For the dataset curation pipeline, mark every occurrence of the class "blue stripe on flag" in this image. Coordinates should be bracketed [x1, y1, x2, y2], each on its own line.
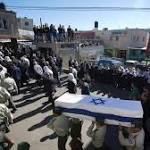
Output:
[56, 107, 142, 123]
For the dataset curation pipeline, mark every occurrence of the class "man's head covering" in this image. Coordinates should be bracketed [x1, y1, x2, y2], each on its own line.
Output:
[17, 142, 30, 150]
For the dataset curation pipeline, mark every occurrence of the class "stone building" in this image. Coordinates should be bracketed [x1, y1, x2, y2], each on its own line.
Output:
[0, 9, 18, 40]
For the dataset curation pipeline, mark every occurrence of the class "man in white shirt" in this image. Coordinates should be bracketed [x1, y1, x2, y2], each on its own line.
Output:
[1, 73, 18, 95]
[20, 55, 30, 84]
[87, 121, 107, 150]
[0, 86, 17, 113]
[118, 123, 145, 150]
[34, 61, 43, 77]
[47, 108, 70, 150]
[69, 67, 78, 79]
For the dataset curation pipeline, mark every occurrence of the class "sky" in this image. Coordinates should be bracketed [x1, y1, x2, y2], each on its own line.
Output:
[2, 0, 150, 30]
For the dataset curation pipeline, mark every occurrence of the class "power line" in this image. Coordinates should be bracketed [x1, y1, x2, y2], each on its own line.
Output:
[6, 6, 150, 11]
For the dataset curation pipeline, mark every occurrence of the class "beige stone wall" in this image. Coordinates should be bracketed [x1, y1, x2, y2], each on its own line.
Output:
[59, 48, 76, 68]
[95, 29, 149, 50]
[0, 10, 18, 38]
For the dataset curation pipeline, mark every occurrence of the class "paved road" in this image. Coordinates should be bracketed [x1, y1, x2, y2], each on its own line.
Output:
[7, 81, 129, 150]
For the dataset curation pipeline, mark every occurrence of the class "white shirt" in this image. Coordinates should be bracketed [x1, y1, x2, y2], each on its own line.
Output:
[43, 66, 53, 76]
[0, 65, 7, 79]
[119, 129, 145, 150]
[0, 103, 13, 124]
[72, 68, 77, 79]
[34, 64, 43, 76]
[47, 115, 70, 137]
[0, 86, 11, 104]
[2, 77, 18, 93]
[87, 124, 106, 148]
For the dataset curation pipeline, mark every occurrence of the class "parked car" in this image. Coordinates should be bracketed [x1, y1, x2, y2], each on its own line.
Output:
[125, 60, 138, 66]
[97, 58, 123, 68]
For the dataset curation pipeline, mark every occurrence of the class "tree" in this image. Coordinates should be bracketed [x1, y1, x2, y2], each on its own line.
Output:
[0, 2, 6, 10]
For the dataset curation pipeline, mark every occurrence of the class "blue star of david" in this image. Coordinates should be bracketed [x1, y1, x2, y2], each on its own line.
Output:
[90, 98, 105, 105]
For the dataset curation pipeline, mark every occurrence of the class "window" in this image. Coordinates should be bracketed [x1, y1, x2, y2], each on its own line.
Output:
[3, 19, 7, 29]
[116, 36, 119, 41]
[0, 18, 7, 30]
[130, 50, 136, 56]
[0, 21, 2, 29]
[136, 36, 139, 41]
[25, 21, 29, 26]
[143, 37, 145, 42]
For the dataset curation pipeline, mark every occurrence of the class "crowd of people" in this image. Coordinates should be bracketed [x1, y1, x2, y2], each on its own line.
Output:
[50, 57, 150, 150]
[33, 24, 75, 43]
[0, 46, 64, 149]
[0, 45, 150, 149]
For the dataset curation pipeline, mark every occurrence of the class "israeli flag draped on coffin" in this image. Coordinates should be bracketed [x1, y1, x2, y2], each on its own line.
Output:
[55, 93, 143, 127]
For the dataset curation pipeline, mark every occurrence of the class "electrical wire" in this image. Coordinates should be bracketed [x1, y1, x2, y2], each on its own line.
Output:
[6, 6, 150, 12]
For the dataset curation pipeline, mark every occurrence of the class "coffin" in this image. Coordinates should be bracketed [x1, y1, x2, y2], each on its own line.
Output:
[55, 93, 143, 127]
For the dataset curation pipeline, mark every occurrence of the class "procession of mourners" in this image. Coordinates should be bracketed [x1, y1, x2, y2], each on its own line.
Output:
[0, 43, 150, 150]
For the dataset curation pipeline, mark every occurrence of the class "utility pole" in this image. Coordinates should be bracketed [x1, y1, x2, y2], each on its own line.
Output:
[40, 18, 42, 27]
